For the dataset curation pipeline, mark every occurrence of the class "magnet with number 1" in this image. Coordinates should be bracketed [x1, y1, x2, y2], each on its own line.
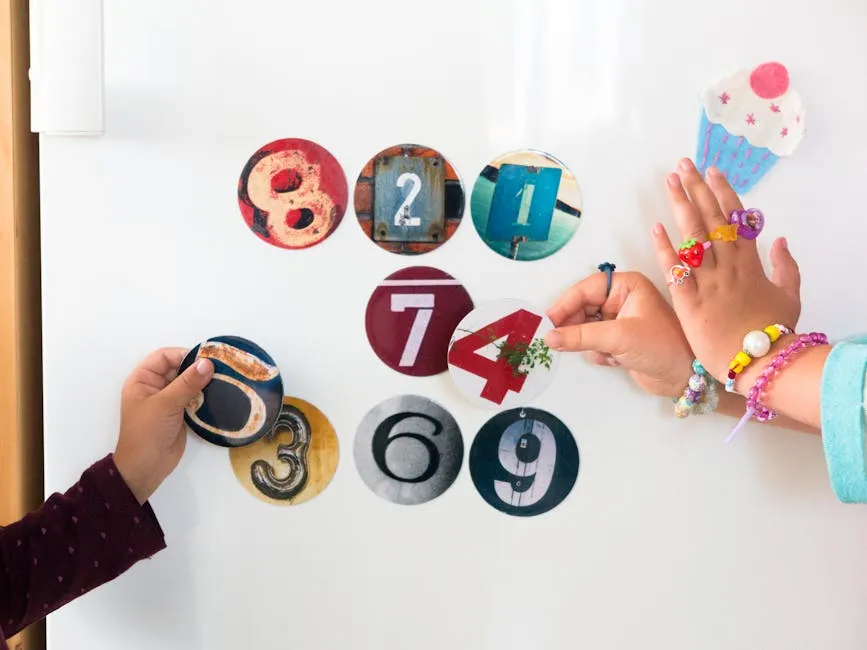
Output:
[354, 143, 465, 255]
[471, 150, 582, 261]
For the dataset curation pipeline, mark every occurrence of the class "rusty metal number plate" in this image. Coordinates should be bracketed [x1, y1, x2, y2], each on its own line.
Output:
[373, 155, 445, 243]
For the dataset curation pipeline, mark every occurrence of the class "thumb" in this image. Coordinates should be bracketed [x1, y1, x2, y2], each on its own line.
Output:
[159, 358, 214, 409]
[769, 237, 801, 296]
[545, 318, 630, 356]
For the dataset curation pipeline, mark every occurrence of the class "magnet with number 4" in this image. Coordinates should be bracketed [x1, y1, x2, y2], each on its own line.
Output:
[366, 266, 474, 377]
[447, 299, 560, 408]
[470, 408, 579, 517]
[470, 149, 582, 261]
[354, 143, 465, 255]
[353, 395, 464, 505]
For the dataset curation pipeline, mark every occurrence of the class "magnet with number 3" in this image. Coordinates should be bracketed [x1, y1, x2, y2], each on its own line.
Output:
[469, 407, 579, 517]
[447, 299, 560, 408]
[354, 143, 465, 255]
[471, 149, 582, 261]
[366, 266, 474, 377]
[353, 395, 464, 505]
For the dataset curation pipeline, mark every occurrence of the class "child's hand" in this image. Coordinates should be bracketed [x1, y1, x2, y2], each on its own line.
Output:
[114, 348, 214, 504]
[652, 159, 802, 386]
[544, 270, 695, 398]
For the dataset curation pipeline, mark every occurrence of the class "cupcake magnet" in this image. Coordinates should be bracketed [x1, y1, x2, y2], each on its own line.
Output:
[695, 62, 804, 194]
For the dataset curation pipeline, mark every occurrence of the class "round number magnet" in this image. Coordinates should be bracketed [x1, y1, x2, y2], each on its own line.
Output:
[447, 299, 560, 408]
[469, 408, 579, 517]
[353, 395, 464, 505]
[237, 138, 348, 249]
[354, 143, 464, 255]
[470, 150, 582, 261]
[178, 335, 283, 448]
[229, 396, 339, 506]
[365, 266, 474, 377]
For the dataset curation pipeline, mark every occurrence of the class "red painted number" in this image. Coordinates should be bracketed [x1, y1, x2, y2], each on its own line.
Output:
[448, 309, 542, 404]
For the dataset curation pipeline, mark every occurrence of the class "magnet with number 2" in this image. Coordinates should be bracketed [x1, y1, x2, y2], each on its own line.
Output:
[353, 395, 464, 506]
[354, 143, 465, 255]
[366, 266, 474, 377]
[238, 137, 348, 249]
[470, 407, 579, 517]
[470, 150, 582, 261]
[447, 299, 560, 409]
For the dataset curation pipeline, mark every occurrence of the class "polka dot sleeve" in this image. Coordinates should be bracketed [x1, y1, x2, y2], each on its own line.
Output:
[0, 454, 166, 642]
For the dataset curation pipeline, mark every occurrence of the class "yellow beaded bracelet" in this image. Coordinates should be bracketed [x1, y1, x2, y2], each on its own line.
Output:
[724, 323, 792, 392]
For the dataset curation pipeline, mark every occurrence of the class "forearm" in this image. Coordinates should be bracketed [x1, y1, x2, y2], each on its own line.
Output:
[734, 335, 828, 430]
[0, 455, 165, 637]
[714, 387, 820, 435]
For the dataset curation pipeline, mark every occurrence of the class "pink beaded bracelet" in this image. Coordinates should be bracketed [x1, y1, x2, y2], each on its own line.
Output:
[724, 331, 829, 444]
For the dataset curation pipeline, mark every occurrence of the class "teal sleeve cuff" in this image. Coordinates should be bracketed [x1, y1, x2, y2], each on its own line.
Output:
[820, 336, 867, 503]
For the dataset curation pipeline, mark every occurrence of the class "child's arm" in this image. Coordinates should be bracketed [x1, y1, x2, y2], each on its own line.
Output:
[0, 455, 165, 639]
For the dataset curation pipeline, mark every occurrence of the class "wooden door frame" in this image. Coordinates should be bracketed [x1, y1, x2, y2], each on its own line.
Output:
[0, 0, 43, 648]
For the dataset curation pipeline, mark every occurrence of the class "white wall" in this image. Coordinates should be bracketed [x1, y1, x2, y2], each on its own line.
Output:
[39, 1, 867, 648]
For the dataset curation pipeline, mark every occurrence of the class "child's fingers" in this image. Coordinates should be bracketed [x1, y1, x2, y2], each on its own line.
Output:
[651, 222, 697, 297]
[546, 271, 641, 326]
[705, 167, 746, 253]
[545, 318, 628, 355]
[769, 237, 801, 299]
[677, 158, 728, 230]
[665, 171, 716, 269]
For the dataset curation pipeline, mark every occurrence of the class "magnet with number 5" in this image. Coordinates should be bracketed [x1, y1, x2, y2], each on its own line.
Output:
[353, 395, 464, 505]
[354, 143, 465, 255]
[470, 149, 582, 261]
[469, 407, 579, 517]
[366, 266, 474, 377]
[447, 299, 560, 408]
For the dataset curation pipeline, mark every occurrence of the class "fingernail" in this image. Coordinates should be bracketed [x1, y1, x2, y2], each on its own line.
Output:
[606, 357, 620, 366]
[678, 158, 692, 172]
[666, 173, 680, 188]
[707, 166, 721, 177]
[544, 330, 563, 350]
[779, 237, 788, 251]
[652, 222, 664, 236]
[195, 359, 212, 375]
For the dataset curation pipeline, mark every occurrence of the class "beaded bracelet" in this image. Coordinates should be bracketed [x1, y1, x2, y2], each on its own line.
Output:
[674, 359, 719, 418]
[724, 331, 829, 443]
[725, 323, 792, 392]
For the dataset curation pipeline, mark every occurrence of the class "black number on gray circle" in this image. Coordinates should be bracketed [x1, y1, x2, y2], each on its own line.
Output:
[353, 395, 464, 506]
[372, 412, 441, 483]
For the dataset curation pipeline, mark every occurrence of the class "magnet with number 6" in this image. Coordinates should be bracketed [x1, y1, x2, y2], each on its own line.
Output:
[447, 299, 560, 408]
[353, 395, 464, 505]
[366, 266, 474, 377]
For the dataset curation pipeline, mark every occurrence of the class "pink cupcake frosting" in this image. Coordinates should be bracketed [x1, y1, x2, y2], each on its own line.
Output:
[701, 62, 805, 157]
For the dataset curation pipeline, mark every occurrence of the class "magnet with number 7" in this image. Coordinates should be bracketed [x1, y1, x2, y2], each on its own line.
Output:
[447, 299, 560, 408]
[365, 266, 474, 377]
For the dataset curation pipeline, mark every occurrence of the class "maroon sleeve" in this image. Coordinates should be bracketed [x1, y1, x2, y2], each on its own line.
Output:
[0, 454, 166, 640]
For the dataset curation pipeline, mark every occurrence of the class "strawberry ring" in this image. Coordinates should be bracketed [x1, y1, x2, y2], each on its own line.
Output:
[677, 238, 710, 268]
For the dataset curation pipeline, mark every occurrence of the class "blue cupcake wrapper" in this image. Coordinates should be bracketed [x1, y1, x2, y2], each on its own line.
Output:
[695, 110, 779, 194]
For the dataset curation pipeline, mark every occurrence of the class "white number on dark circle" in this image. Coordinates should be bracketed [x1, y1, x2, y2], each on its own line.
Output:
[394, 172, 422, 227]
[390, 293, 435, 367]
[494, 420, 556, 507]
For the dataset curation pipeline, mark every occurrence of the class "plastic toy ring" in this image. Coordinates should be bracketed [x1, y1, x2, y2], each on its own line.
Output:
[667, 264, 692, 286]
[677, 238, 710, 268]
[598, 262, 616, 300]
[729, 208, 764, 240]
[708, 224, 739, 243]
